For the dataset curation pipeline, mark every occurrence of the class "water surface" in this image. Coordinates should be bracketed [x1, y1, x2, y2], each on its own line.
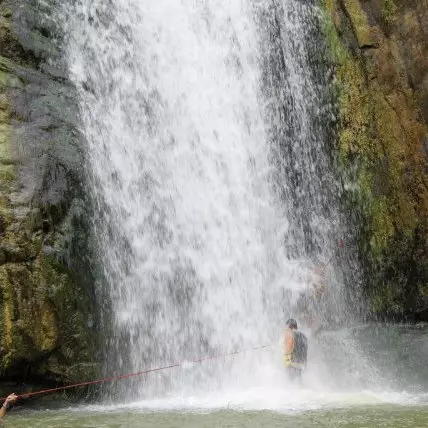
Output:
[7, 405, 428, 428]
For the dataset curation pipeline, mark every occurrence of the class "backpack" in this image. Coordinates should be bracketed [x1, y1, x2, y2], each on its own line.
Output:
[293, 331, 308, 364]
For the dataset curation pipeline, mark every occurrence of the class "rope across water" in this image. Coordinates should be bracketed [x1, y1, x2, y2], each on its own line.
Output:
[2, 345, 272, 401]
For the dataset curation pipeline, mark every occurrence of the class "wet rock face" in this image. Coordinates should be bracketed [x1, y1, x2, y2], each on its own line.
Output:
[0, 1, 98, 383]
[359, 0, 428, 122]
[324, 0, 428, 320]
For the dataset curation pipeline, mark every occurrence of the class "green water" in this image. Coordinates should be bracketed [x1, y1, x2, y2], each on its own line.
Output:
[5, 406, 428, 428]
[4, 325, 427, 427]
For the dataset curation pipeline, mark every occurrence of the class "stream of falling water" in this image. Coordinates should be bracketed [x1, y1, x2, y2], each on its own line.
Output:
[64, 0, 355, 400]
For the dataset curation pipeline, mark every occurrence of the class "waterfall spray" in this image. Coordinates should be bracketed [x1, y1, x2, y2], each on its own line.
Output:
[63, 0, 357, 399]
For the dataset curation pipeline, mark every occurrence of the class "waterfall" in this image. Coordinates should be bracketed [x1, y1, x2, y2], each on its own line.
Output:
[64, 0, 355, 397]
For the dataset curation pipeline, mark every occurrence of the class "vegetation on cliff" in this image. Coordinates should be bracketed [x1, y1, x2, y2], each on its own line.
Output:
[322, 0, 428, 320]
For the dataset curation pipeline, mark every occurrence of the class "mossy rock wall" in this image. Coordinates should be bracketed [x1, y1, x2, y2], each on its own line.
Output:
[0, 0, 98, 384]
[322, 0, 428, 320]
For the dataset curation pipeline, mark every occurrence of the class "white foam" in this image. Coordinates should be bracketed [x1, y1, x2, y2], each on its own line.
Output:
[81, 386, 427, 415]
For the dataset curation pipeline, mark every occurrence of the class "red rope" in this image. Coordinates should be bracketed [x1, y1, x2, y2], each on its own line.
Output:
[2, 345, 271, 401]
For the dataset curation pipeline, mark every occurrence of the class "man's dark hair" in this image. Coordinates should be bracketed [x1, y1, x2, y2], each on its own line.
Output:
[286, 318, 298, 329]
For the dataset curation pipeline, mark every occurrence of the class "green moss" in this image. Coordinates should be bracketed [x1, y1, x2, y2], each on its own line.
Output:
[0, 14, 12, 39]
[371, 282, 403, 314]
[0, 70, 23, 89]
[337, 58, 372, 162]
[0, 7, 12, 19]
[0, 164, 13, 182]
[381, 0, 397, 26]
[370, 198, 394, 255]
[0, 71, 15, 189]
[0, 160, 95, 375]
[342, 0, 374, 47]
[0, 124, 13, 167]
[0, 56, 25, 90]
[320, 2, 372, 163]
[321, 0, 428, 319]
[0, 251, 95, 374]
[0, 264, 38, 364]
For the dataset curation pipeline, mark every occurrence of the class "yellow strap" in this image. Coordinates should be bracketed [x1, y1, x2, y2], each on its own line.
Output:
[284, 354, 292, 366]
[284, 354, 305, 370]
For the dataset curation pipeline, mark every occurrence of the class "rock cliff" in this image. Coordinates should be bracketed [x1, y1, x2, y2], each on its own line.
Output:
[323, 0, 428, 320]
[0, 0, 98, 385]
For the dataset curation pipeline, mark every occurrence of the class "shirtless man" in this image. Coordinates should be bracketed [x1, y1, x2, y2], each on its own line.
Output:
[283, 319, 308, 381]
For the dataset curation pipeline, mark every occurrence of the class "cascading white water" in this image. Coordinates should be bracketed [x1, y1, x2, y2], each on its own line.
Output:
[64, 0, 354, 398]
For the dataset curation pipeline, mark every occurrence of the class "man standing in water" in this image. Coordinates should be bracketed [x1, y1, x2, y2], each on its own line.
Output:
[284, 319, 308, 381]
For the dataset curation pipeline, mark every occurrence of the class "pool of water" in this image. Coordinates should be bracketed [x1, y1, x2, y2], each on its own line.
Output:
[6, 385, 428, 428]
[4, 325, 428, 427]
[6, 405, 428, 428]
